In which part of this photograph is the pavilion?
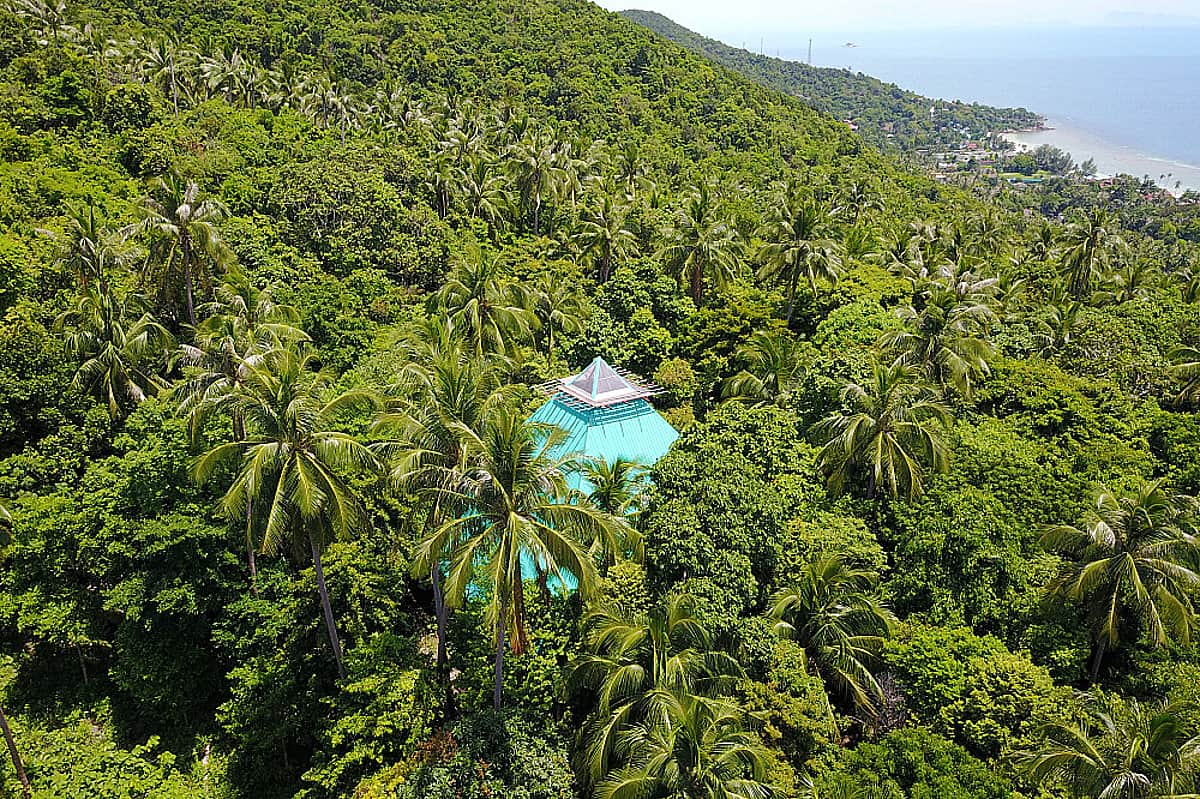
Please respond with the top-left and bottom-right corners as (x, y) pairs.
(529, 356), (680, 485)
(520, 356), (680, 588)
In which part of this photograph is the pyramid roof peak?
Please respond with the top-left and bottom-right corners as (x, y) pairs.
(542, 356), (661, 408)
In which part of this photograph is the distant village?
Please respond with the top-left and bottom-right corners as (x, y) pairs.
(839, 116), (1193, 206)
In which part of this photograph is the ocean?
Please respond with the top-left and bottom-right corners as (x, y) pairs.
(723, 26), (1200, 193)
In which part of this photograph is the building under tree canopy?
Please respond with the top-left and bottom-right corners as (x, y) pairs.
(530, 356), (680, 486)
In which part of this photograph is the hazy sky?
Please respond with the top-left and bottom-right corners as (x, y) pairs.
(597, 0), (1200, 33)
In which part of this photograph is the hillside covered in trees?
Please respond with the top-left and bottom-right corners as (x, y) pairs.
(1, 0), (1200, 798)
(621, 9), (1043, 152)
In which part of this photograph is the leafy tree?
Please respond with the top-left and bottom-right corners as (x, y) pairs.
(194, 345), (379, 678)
(1041, 479), (1200, 682)
(814, 357), (952, 500)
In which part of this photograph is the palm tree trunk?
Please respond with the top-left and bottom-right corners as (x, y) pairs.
(1089, 639), (1106, 684)
(691, 265), (703, 305)
(512, 577), (531, 655)
(493, 611), (506, 710)
(233, 413), (258, 595)
(181, 234), (197, 327)
(310, 536), (347, 680)
(431, 564), (456, 716)
(0, 704), (30, 799)
(786, 270), (798, 325)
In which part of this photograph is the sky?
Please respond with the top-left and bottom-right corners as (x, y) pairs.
(596, 0), (1200, 33)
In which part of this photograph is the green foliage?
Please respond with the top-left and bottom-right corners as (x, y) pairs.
(815, 727), (1014, 799)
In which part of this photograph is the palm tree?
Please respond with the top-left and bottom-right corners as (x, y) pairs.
(1060, 209), (1124, 300)
(722, 329), (808, 405)
(814, 357), (952, 500)
(757, 188), (843, 325)
(568, 594), (743, 788)
(48, 202), (133, 289)
(879, 282), (996, 398)
(194, 346), (379, 679)
(1018, 693), (1200, 799)
(433, 244), (535, 358)
(416, 406), (623, 709)
(56, 286), (173, 419)
(577, 194), (636, 284)
(658, 183), (741, 304)
(508, 129), (560, 235)
(771, 558), (896, 723)
(136, 170), (233, 327)
(373, 342), (508, 709)
(582, 456), (649, 519)
(597, 692), (776, 799)
(1171, 347), (1200, 406)
(1041, 480), (1200, 682)
(175, 274), (307, 585)
(529, 271), (588, 365)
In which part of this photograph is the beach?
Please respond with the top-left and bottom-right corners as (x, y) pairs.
(1001, 123), (1200, 195)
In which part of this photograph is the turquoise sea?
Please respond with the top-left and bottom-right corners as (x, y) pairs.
(721, 26), (1200, 192)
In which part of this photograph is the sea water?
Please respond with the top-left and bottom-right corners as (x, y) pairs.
(723, 26), (1200, 192)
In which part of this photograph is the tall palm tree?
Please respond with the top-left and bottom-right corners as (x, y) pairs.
(771, 558), (895, 725)
(1171, 347), (1200, 406)
(568, 595), (743, 788)
(722, 329), (808, 406)
(416, 406), (622, 708)
(508, 129), (560, 235)
(1018, 693), (1200, 799)
(598, 692), (776, 799)
(1060, 209), (1125, 301)
(814, 357), (952, 500)
(577, 194), (636, 284)
(194, 346), (379, 679)
(1041, 480), (1200, 682)
(757, 188), (843, 325)
(373, 342), (508, 709)
(658, 183), (741, 305)
(56, 286), (173, 419)
(136, 170), (233, 327)
(529, 271), (588, 365)
(175, 274), (307, 585)
(433, 245), (535, 358)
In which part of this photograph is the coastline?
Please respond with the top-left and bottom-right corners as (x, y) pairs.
(1000, 122), (1200, 195)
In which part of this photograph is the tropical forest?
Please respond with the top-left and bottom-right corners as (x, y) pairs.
(0, 0), (1199, 797)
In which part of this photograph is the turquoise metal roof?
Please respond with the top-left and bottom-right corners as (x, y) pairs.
(529, 395), (680, 473)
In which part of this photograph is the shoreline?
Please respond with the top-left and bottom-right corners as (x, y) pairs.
(999, 122), (1200, 195)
